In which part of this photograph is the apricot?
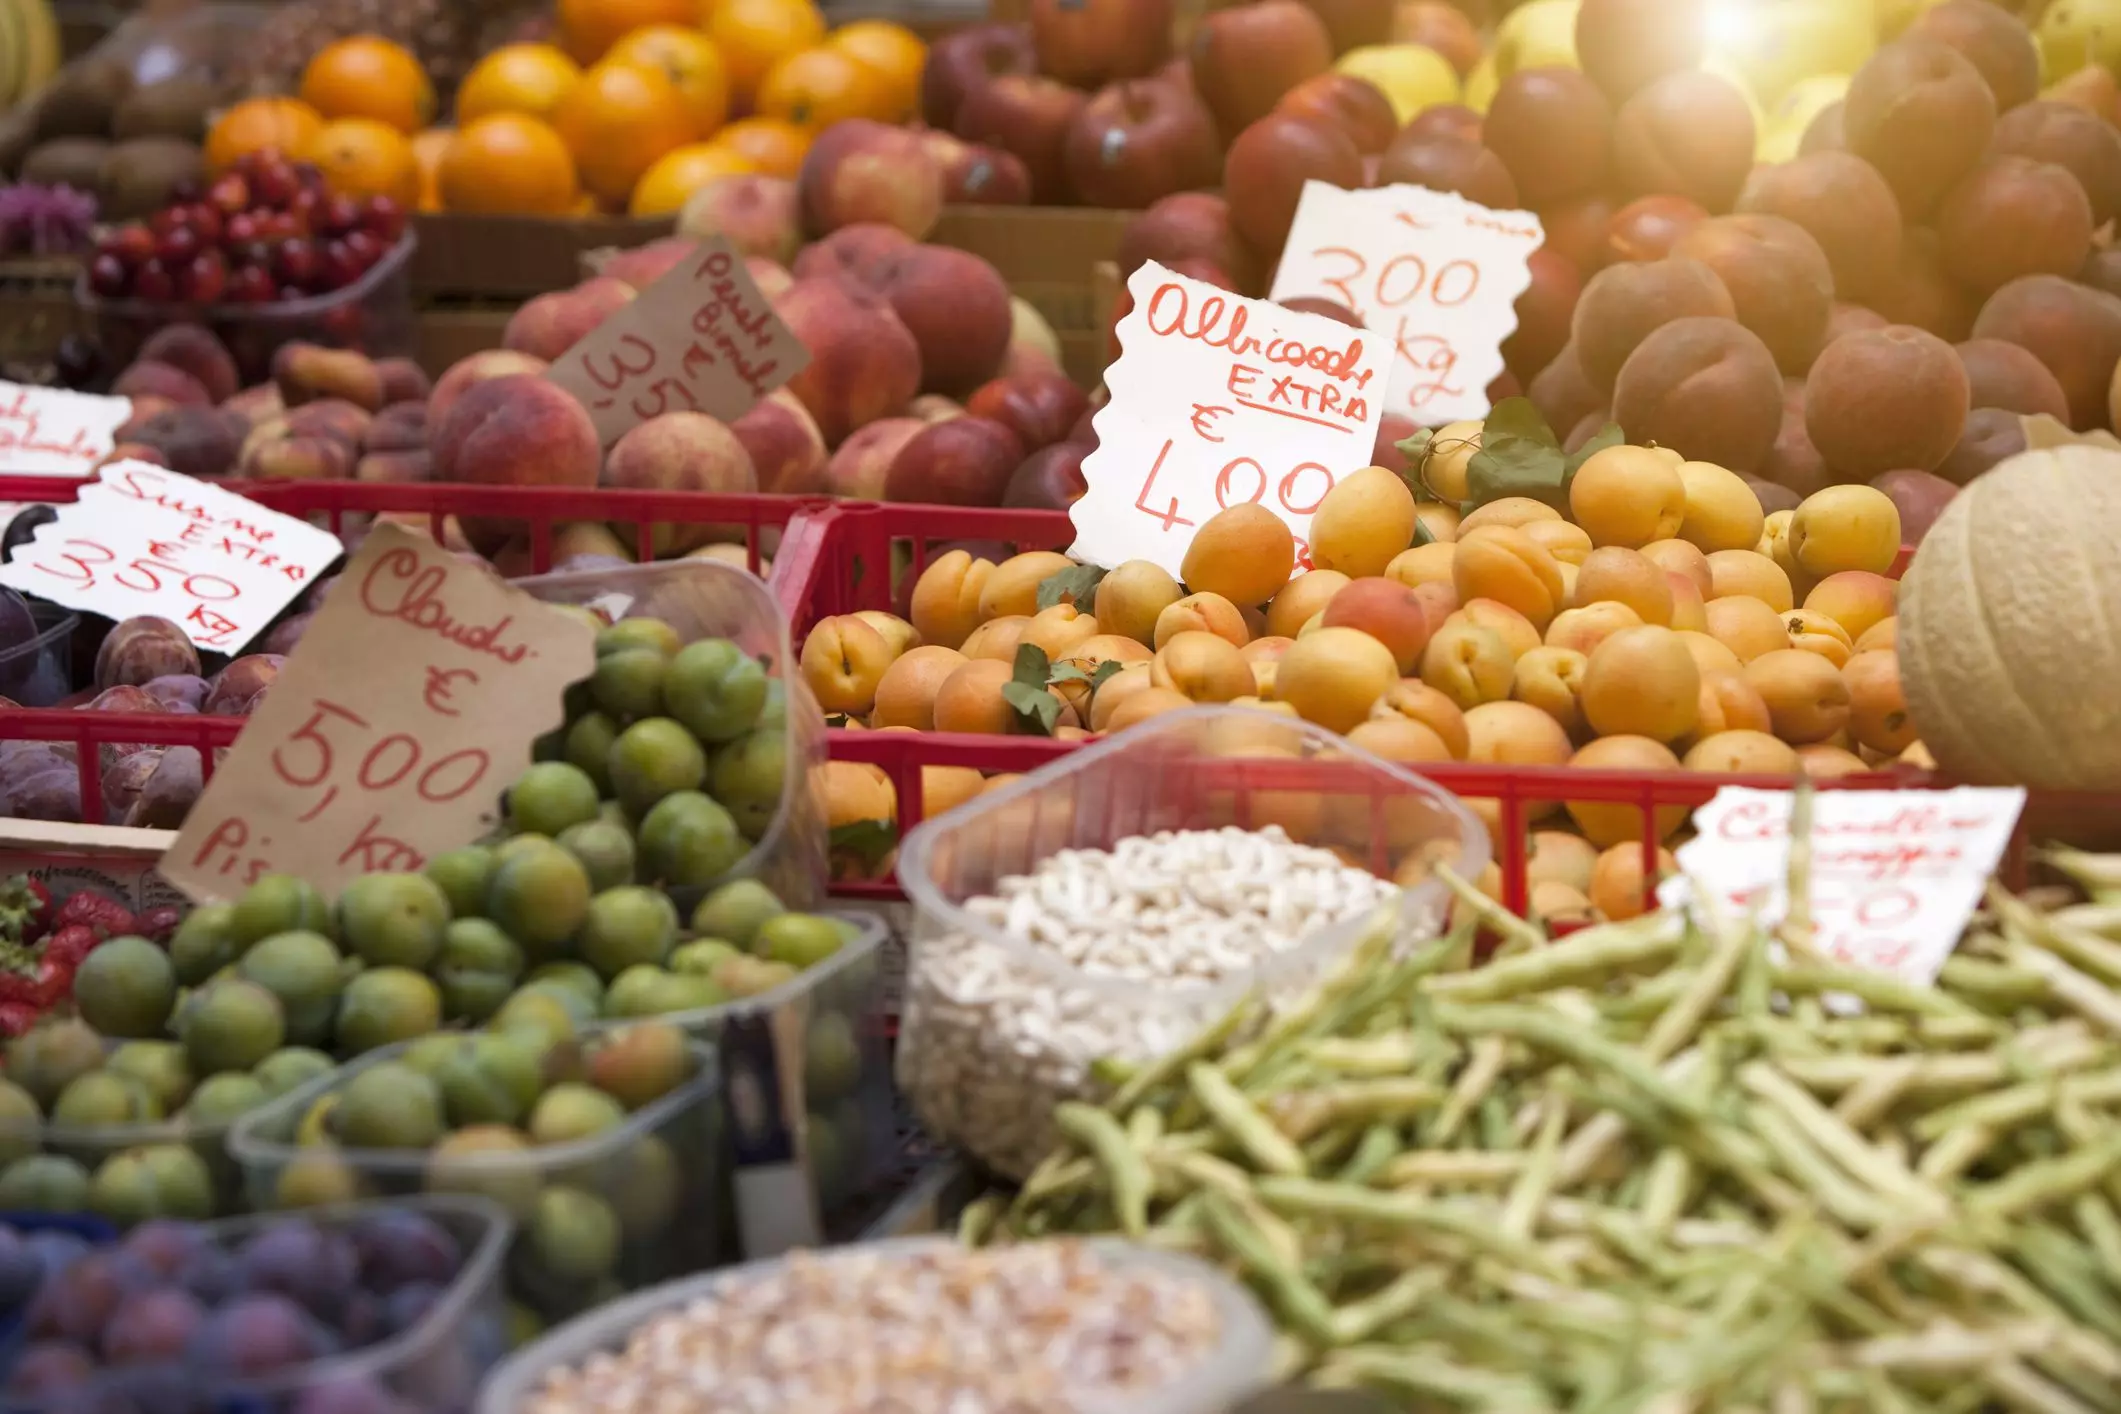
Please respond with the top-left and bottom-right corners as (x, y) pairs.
(1571, 257), (1736, 393)
(1694, 667), (1773, 738)
(1804, 326), (1969, 478)
(1465, 701), (1574, 819)
(1526, 830), (1599, 893)
(1419, 621), (1515, 711)
(1266, 570), (1350, 639)
(909, 550), (995, 649)
(1853, 616), (1897, 656)
(961, 615), (1032, 662)
(1308, 466), (1417, 578)
(1665, 461), (1763, 556)
(1322, 577), (1433, 673)
(1788, 485), (1901, 578)
(1019, 603), (1101, 660)
(800, 614), (895, 716)
(1240, 634), (1293, 689)
(1151, 631), (1255, 704)
(1702, 594), (1790, 663)
(872, 645), (968, 729)
(1105, 687), (1195, 731)
(1372, 679), (1470, 758)
(1589, 841), (1677, 920)
(1546, 600), (1643, 656)
(1384, 542), (1456, 590)
(1052, 635), (1152, 717)
(1563, 735), (1687, 847)
(1181, 502), (1297, 607)
(1704, 550), (1794, 612)
(1798, 744), (1872, 777)
(1345, 715), (1453, 765)
(1582, 625), (1701, 743)
(1531, 881), (1598, 929)
(1089, 664), (1154, 731)
(1612, 317), (1784, 474)
(1512, 646), (1589, 735)
(933, 658), (1021, 734)
(1843, 650), (1916, 754)
(1154, 592), (1248, 649)
(1683, 729), (1799, 775)
(1782, 609), (1854, 668)
(1991, 100), (2121, 230)
(1414, 421), (1482, 501)
(1414, 501), (1461, 543)
(978, 550), (1077, 620)
(1671, 214), (1836, 376)
(1275, 627), (1399, 733)
(1565, 445), (1682, 549)
(1451, 526), (1565, 629)
(1797, 573), (1892, 647)
(1095, 560), (1183, 645)
(1455, 497), (1561, 535)
(1519, 519), (1591, 567)
(1570, 546), (1674, 626)
(1744, 648), (1850, 743)
(1843, 36), (1997, 221)
(1676, 630), (1742, 676)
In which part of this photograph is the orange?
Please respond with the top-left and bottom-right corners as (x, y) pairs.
(708, 0), (826, 106)
(827, 19), (925, 123)
(629, 142), (757, 215)
(411, 127), (453, 211)
(556, 0), (697, 64)
(707, 115), (808, 176)
(299, 37), (435, 134)
(606, 25), (730, 131)
(302, 117), (421, 204)
(456, 43), (583, 123)
(552, 59), (700, 207)
(204, 97), (324, 174)
(755, 46), (883, 128)
(438, 112), (581, 214)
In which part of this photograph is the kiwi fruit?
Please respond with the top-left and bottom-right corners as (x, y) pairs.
(0, 106), (36, 179)
(98, 137), (204, 220)
(20, 138), (111, 194)
(34, 60), (134, 142)
(111, 76), (218, 143)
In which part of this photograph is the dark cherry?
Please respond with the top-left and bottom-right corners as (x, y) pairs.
(186, 205), (223, 247)
(88, 254), (129, 297)
(249, 162), (298, 209)
(166, 178), (203, 206)
(274, 239), (320, 287)
(133, 259), (176, 303)
(341, 230), (381, 272)
(227, 265), (277, 303)
(155, 226), (200, 266)
(292, 162), (327, 192)
(181, 250), (228, 305)
(319, 196), (362, 236)
(224, 213), (260, 246)
(207, 174), (250, 215)
(358, 196), (406, 244)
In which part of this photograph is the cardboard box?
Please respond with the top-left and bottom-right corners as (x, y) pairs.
(410, 213), (677, 299)
(0, 257), (91, 368)
(930, 204), (1132, 333)
(0, 819), (186, 916)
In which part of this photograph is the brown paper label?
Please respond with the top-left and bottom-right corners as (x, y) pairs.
(162, 523), (596, 901)
(547, 235), (810, 446)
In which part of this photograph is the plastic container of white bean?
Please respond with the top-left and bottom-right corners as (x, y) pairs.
(895, 705), (1488, 1180)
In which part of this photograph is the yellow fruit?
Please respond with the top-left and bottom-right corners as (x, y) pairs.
(629, 143), (756, 216)
(1182, 503), (1298, 607)
(457, 44), (583, 123)
(606, 25), (731, 131)
(1569, 444), (1687, 548)
(1333, 43), (1461, 122)
(1308, 466), (1417, 578)
(1789, 485), (1903, 577)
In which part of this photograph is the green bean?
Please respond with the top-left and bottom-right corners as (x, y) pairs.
(1384, 1150), (1528, 1189)
(1738, 1062), (1944, 1211)
(1913, 1068), (2121, 1142)
(1427, 1035), (1509, 1145)
(1254, 1177), (1565, 1275)
(1330, 1268), (1446, 1345)
(1198, 1191), (1337, 1348)
(2071, 1193), (2121, 1288)
(1052, 1103), (1151, 1237)
(1426, 911), (1684, 1003)
(1268, 1077), (1441, 1142)
(1968, 1136), (2121, 1221)
(1186, 1062), (1307, 1175)
(1770, 961), (1991, 1020)
(1106, 992), (1259, 1115)
(1502, 1099), (1566, 1241)
(1335, 1123), (1400, 1186)
(1430, 1000), (1713, 1124)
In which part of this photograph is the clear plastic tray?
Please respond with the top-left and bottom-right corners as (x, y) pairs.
(471, 1236), (1277, 1414)
(582, 909), (894, 1258)
(0, 603), (76, 708)
(514, 558), (828, 911)
(895, 704), (1488, 1179)
(0, 1104), (252, 1224)
(226, 1035), (722, 1328)
(76, 232), (418, 386)
(0, 1194), (510, 1414)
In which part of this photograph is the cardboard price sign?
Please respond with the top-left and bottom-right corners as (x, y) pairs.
(0, 382), (132, 477)
(162, 523), (595, 901)
(548, 236), (809, 446)
(0, 461), (341, 653)
(1069, 261), (1391, 578)
(1270, 182), (1544, 427)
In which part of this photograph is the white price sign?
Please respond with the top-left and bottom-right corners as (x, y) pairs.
(1270, 182), (1544, 427)
(1660, 786), (2028, 997)
(1069, 261), (1391, 578)
(0, 462), (342, 654)
(0, 382), (132, 478)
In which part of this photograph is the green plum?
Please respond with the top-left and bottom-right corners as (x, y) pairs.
(668, 939), (741, 980)
(180, 980), (285, 1076)
(334, 968), (444, 1055)
(436, 918), (526, 1024)
(608, 718), (706, 817)
(637, 791), (744, 887)
(168, 903), (237, 986)
(711, 729), (787, 838)
(756, 913), (849, 970)
(337, 1062), (445, 1150)
(578, 887), (679, 980)
(487, 842), (592, 959)
(510, 761), (604, 838)
(229, 874), (334, 951)
(557, 818), (637, 894)
(563, 712), (621, 794)
(72, 936), (177, 1038)
(593, 648), (668, 721)
(664, 638), (767, 743)
(106, 1042), (193, 1115)
(427, 846), (496, 921)
(597, 618), (681, 658)
(253, 1048), (335, 1100)
(338, 872), (453, 969)
(689, 879), (783, 951)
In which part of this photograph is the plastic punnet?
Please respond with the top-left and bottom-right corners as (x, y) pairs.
(512, 557), (828, 910)
(471, 1236), (1276, 1414)
(0, 603), (75, 708)
(895, 704), (1488, 1179)
(226, 1035), (721, 1327)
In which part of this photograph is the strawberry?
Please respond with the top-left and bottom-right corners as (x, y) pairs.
(136, 907), (182, 944)
(0, 877), (49, 946)
(0, 1002), (39, 1038)
(41, 924), (102, 974)
(51, 891), (136, 939)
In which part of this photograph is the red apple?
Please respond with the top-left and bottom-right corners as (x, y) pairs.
(921, 23), (1039, 130)
(1117, 191), (1258, 287)
(954, 74), (1091, 204)
(966, 369), (1092, 450)
(920, 130), (1035, 205)
(1225, 112), (1363, 257)
(1063, 77), (1223, 209)
(1002, 442), (1092, 509)
(1190, 0), (1334, 138)
(883, 415), (1027, 505)
(797, 120), (943, 239)
(1276, 72), (1397, 154)
(1030, 0), (1173, 89)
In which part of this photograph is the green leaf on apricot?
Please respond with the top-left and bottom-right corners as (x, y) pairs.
(1002, 680), (1061, 736)
(1413, 516), (1436, 548)
(1465, 396), (1568, 512)
(1037, 563), (1105, 611)
(1564, 423), (1626, 481)
(1011, 643), (1052, 690)
(828, 818), (899, 872)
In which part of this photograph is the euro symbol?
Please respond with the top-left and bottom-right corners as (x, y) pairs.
(1190, 403), (1231, 442)
(422, 665), (476, 717)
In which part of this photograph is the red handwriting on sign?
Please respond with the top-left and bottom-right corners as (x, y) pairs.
(358, 549), (531, 665)
(1306, 246), (1484, 414)
(0, 389), (100, 464)
(572, 248), (789, 421)
(678, 246), (790, 397)
(1144, 282), (1376, 386)
(23, 536), (248, 647)
(1132, 438), (1327, 567)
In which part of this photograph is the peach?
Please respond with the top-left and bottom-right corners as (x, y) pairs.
(933, 658), (1021, 734)
(501, 278), (635, 363)
(1590, 841), (1678, 921)
(113, 360), (209, 407)
(1571, 257), (1736, 394)
(731, 389), (829, 495)
(1265, 570), (1350, 639)
(1844, 35), (1997, 221)
(1782, 608), (1854, 668)
(1309, 466), (1418, 579)
(1992, 100), (2121, 230)
(1321, 577), (1432, 673)
(1798, 743), (1873, 777)
(675, 175), (801, 265)
(1377, 133), (1520, 209)
(1019, 602), (1101, 660)
(1668, 214), (1835, 376)
(119, 406), (241, 480)
(1151, 631), (1254, 703)
(1154, 592), (1248, 649)
(1530, 343), (1605, 442)
(1955, 338), (2069, 422)
(429, 373), (600, 522)
(1805, 326), (1970, 477)
(1372, 679), (1470, 758)
(1906, 0), (2038, 109)
(1683, 729), (1799, 775)
(1844, 650), (1916, 755)
(777, 278), (922, 446)
(884, 416), (1026, 506)
(881, 245), (1013, 395)
(961, 615), (1031, 662)
(798, 119), (943, 239)
(1734, 151), (1905, 306)
(908, 550), (996, 649)
(1610, 69), (1756, 213)
(1465, 701), (1575, 821)
(1419, 621), (1515, 711)
(270, 342), (385, 412)
(825, 417), (925, 500)
(873, 645), (969, 729)
(1546, 600), (1644, 656)
(1570, 547), (1673, 626)
(138, 324), (239, 404)
(1639, 541), (1716, 595)
(1106, 686), (1194, 730)
(1613, 317), (1784, 474)
(1937, 156), (2094, 298)
(966, 370), (1089, 451)
(978, 550), (1077, 620)
(1089, 663), (1154, 730)
(1744, 648), (1850, 743)
(1788, 485), (1902, 577)
(1095, 560), (1184, 645)
(1385, 543), (1456, 590)
(800, 615), (895, 715)
(791, 222), (914, 291)
(1274, 626), (1397, 733)
(1970, 274), (2121, 430)
(1183, 503), (1297, 607)
(1484, 68), (1613, 207)
(598, 236), (699, 290)
(1564, 735), (1687, 846)
(603, 412), (758, 555)
(428, 351), (547, 431)
(1512, 645), (1589, 735)
(1451, 526), (1564, 629)
(1521, 519), (1592, 566)
(1853, 617), (1898, 656)
(1705, 549), (1794, 612)
(1582, 625), (1700, 742)
(1702, 594), (1790, 663)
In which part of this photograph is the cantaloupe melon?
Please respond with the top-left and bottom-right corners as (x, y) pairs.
(1896, 445), (2121, 789)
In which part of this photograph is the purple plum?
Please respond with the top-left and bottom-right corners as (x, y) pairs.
(186, 1293), (332, 1377)
(94, 618), (199, 690)
(140, 675), (210, 712)
(103, 1287), (206, 1365)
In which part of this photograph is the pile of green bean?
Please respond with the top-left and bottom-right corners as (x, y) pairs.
(962, 825), (2121, 1414)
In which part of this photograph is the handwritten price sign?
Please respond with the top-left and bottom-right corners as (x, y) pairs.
(548, 235), (809, 446)
(0, 462), (340, 652)
(1069, 261), (1390, 578)
(1270, 182), (1544, 427)
(1660, 786), (2028, 998)
(163, 522), (595, 901)
(0, 382), (133, 477)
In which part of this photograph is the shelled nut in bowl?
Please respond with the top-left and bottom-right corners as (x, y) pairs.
(894, 704), (1486, 1180)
